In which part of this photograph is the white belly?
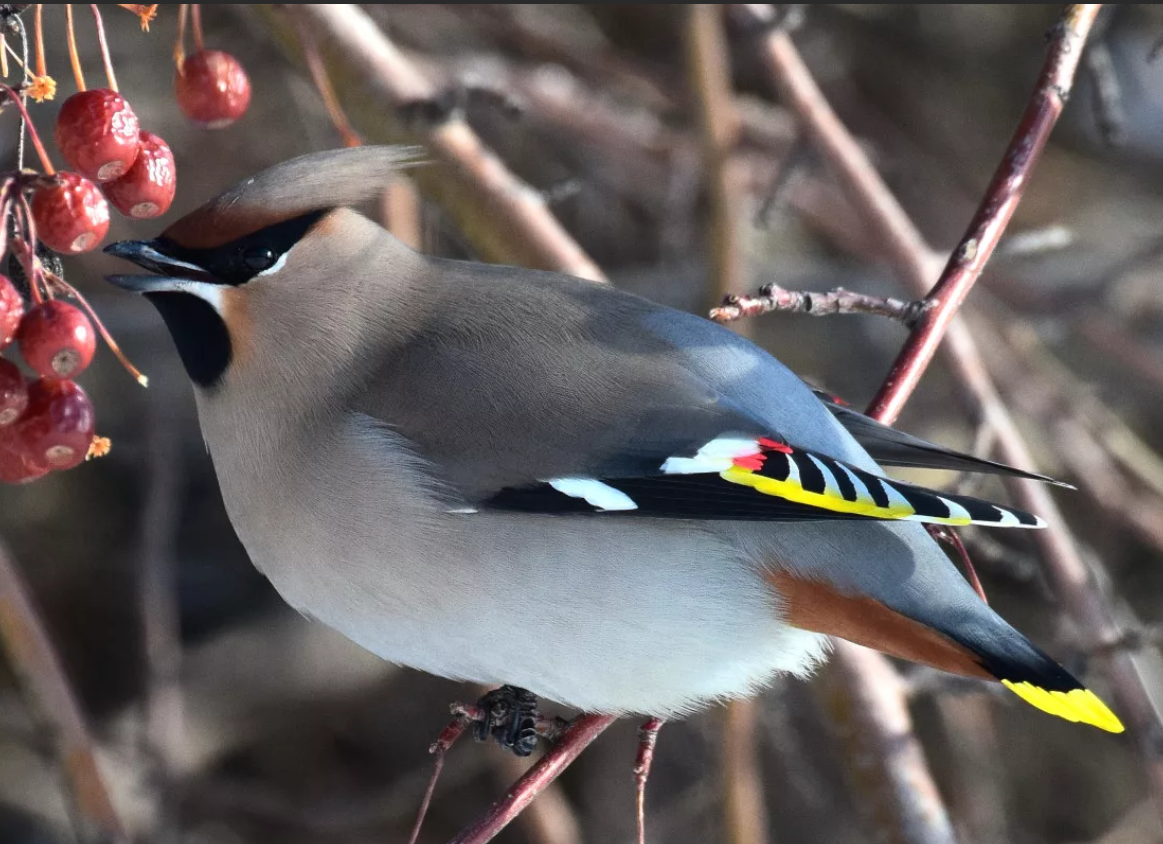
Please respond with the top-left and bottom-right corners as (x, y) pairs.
(209, 414), (829, 717)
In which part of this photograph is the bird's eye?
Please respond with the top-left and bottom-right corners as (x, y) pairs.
(242, 246), (277, 272)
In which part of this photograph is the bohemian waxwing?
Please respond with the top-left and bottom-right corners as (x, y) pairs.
(105, 146), (1123, 735)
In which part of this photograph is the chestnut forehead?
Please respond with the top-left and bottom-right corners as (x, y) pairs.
(162, 204), (322, 250)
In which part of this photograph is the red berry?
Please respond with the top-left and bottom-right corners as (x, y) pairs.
(54, 88), (141, 182)
(31, 173), (110, 254)
(18, 301), (96, 380)
(175, 50), (251, 129)
(0, 273), (22, 349)
(0, 359), (27, 426)
(0, 429), (48, 484)
(104, 131), (176, 219)
(15, 378), (95, 471)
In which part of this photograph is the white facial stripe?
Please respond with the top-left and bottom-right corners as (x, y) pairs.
(548, 477), (638, 511)
(169, 279), (226, 314)
(256, 250), (290, 278)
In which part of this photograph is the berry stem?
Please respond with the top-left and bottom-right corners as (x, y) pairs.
(45, 271), (148, 386)
(32, 4), (44, 78)
(190, 3), (204, 52)
(2, 38), (30, 78)
(0, 83), (54, 173)
(294, 17), (362, 148)
(64, 5), (86, 92)
(89, 4), (117, 92)
(12, 225), (46, 307)
(173, 3), (187, 70)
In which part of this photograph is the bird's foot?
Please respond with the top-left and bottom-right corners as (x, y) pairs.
(454, 685), (569, 758)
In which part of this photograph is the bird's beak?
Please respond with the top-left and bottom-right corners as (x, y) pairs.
(104, 239), (217, 292)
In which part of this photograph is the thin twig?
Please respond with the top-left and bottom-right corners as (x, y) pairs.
(686, 4), (749, 314)
(291, 13), (362, 148)
(741, 1), (1163, 832)
(0, 536), (130, 843)
(138, 393), (184, 844)
(865, 4), (1101, 422)
(269, 4), (606, 282)
(445, 714), (617, 844)
(721, 699), (769, 844)
(711, 282), (929, 325)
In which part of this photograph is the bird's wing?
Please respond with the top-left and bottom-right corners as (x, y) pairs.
(809, 388), (1071, 487)
(354, 264), (1047, 528)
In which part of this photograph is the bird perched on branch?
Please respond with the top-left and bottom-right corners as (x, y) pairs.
(106, 146), (1123, 744)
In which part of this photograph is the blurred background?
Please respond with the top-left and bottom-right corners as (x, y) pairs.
(1, 4), (1162, 843)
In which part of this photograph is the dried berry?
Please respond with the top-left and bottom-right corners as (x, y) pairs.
(15, 378), (95, 471)
(54, 88), (141, 182)
(31, 172), (111, 254)
(18, 300), (96, 380)
(0, 359), (27, 426)
(0, 272), (22, 349)
(174, 49), (250, 129)
(104, 130), (176, 219)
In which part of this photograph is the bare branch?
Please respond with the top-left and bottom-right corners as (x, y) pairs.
(0, 536), (130, 843)
(446, 714), (616, 844)
(268, 4), (606, 283)
(737, 2), (1163, 832)
(711, 283), (929, 326)
(686, 5), (750, 313)
(865, 3), (1101, 423)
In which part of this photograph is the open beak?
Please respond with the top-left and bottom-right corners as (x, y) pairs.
(104, 240), (217, 292)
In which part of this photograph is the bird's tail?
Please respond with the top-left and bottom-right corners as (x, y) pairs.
(772, 570), (1124, 732)
(944, 622), (1124, 733)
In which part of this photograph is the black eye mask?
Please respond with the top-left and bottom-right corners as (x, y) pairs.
(153, 209), (328, 286)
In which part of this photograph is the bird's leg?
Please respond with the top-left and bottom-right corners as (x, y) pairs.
(464, 685), (569, 757)
(634, 717), (665, 844)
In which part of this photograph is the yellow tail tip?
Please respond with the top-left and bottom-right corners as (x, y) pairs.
(1002, 680), (1125, 733)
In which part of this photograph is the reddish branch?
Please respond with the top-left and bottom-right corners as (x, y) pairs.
(866, 4), (1102, 422)
(445, 714), (616, 844)
(741, 1), (1163, 834)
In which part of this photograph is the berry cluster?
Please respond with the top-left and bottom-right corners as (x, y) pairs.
(0, 5), (251, 485)
(0, 275), (97, 484)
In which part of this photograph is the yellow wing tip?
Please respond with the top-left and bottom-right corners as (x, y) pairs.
(1002, 680), (1125, 733)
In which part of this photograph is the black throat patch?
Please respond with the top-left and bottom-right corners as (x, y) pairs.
(145, 291), (231, 388)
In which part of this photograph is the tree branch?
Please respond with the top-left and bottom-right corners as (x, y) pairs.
(445, 714), (616, 844)
(267, 4), (606, 283)
(686, 4), (750, 314)
(737, 1), (1163, 833)
(711, 283), (929, 326)
(0, 536), (129, 843)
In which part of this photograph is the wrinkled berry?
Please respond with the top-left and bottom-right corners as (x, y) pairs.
(31, 173), (110, 254)
(54, 88), (141, 182)
(104, 130), (176, 219)
(175, 50), (250, 129)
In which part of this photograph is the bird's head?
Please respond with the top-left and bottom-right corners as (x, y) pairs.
(105, 145), (424, 391)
